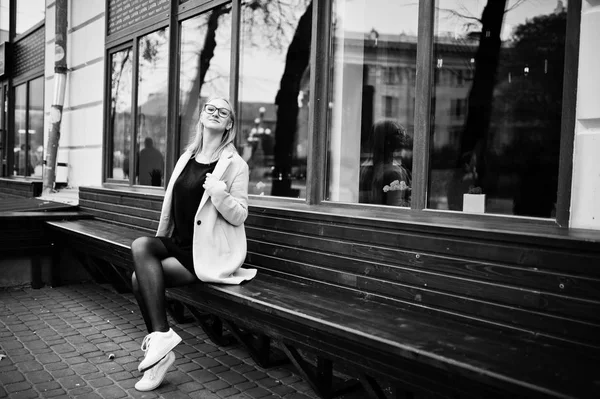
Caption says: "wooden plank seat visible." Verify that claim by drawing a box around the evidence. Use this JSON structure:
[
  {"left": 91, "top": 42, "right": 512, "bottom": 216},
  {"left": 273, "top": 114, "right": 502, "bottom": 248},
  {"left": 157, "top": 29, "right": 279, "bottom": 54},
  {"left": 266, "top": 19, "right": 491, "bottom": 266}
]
[{"left": 45, "top": 186, "right": 600, "bottom": 399}]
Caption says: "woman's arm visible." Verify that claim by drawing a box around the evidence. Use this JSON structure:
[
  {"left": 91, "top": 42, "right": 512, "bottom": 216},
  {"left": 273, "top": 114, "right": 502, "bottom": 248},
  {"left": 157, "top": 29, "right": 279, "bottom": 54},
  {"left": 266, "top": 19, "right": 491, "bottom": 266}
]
[{"left": 206, "top": 162, "right": 249, "bottom": 226}]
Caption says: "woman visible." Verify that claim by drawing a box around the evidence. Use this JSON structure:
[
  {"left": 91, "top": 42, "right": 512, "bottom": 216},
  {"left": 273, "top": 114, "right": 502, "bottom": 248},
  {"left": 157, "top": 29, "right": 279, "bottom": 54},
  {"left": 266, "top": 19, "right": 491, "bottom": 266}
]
[
  {"left": 130, "top": 97, "right": 256, "bottom": 391},
  {"left": 359, "top": 120, "right": 412, "bottom": 207}
]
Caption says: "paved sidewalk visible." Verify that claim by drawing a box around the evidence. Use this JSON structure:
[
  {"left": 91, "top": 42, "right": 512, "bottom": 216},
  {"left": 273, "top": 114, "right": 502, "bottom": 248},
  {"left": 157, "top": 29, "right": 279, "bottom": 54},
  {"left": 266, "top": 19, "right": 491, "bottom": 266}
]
[{"left": 0, "top": 283, "right": 319, "bottom": 399}]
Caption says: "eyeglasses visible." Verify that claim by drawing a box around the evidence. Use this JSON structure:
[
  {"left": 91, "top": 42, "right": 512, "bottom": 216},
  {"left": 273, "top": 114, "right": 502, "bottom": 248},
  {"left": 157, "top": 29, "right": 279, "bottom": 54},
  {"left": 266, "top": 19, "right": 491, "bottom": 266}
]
[{"left": 203, "top": 104, "right": 231, "bottom": 118}]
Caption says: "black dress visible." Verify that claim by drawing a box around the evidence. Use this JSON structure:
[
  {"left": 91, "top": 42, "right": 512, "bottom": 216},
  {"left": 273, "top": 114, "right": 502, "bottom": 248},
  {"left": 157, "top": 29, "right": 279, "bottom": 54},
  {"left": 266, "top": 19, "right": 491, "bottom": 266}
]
[{"left": 158, "top": 157, "right": 218, "bottom": 274}]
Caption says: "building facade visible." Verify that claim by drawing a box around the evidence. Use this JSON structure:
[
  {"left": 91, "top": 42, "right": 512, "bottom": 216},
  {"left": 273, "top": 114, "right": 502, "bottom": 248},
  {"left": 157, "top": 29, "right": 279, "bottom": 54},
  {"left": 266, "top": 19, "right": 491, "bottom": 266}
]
[{"left": 0, "top": 0, "right": 598, "bottom": 231}]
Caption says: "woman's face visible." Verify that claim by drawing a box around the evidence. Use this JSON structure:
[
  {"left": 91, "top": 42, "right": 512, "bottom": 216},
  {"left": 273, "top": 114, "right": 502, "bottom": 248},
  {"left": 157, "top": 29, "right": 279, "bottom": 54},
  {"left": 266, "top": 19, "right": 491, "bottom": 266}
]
[{"left": 200, "top": 99, "right": 233, "bottom": 132}]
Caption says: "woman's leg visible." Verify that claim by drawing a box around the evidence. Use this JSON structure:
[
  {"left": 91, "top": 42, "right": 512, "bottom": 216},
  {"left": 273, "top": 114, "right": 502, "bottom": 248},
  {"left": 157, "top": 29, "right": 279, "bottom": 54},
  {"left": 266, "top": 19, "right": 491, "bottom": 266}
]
[
  {"left": 131, "top": 273, "right": 153, "bottom": 333},
  {"left": 130, "top": 237, "right": 196, "bottom": 333}
]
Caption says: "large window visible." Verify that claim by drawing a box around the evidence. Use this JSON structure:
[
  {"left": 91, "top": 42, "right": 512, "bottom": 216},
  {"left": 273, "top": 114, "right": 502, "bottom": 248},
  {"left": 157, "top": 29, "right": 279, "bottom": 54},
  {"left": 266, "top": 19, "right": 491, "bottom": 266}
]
[
  {"left": 103, "top": 0, "right": 577, "bottom": 224},
  {"left": 428, "top": 1, "right": 569, "bottom": 218},
  {"left": 107, "top": 28, "right": 169, "bottom": 187},
  {"left": 327, "top": 0, "right": 418, "bottom": 206},
  {"left": 12, "top": 77, "right": 44, "bottom": 177},
  {"left": 239, "top": 0, "right": 312, "bottom": 198}
]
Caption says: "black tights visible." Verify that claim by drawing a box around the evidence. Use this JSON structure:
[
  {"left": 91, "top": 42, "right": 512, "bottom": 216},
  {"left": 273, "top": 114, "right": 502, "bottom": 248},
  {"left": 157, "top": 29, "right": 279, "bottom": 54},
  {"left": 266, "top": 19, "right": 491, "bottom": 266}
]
[{"left": 130, "top": 237, "right": 197, "bottom": 334}]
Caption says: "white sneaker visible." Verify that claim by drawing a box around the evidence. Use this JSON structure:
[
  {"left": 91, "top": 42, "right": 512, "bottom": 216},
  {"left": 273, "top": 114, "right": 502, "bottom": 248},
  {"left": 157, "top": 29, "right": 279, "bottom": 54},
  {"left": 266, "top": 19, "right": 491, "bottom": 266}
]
[
  {"left": 135, "top": 351, "right": 175, "bottom": 391},
  {"left": 138, "top": 328, "right": 182, "bottom": 372}
]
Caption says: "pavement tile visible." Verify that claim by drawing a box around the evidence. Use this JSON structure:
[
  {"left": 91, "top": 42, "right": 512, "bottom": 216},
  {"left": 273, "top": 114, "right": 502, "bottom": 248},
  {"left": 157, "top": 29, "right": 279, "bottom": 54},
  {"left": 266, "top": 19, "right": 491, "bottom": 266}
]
[
  {"left": 71, "top": 363, "right": 100, "bottom": 375},
  {"left": 69, "top": 386, "right": 94, "bottom": 396},
  {"left": 217, "top": 386, "right": 242, "bottom": 398},
  {"left": 0, "top": 284, "right": 324, "bottom": 399},
  {"left": 177, "top": 380, "right": 205, "bottom": 393},
  {"left": 35, "top": 380, "right": 61, "bottom": 392},
  {"left": 49, "top": 368, "right": 75, "bottom": 379},
  {"left": 5, "top": 381, "right": 33, "bottom": 393},
  {"left": 0, "top": 370, "right": 25, "bottom": 384},
  {"left": 57, "top": 375, "right": 87, "bottom": 389},
  {"left": 88, "top": 377, "right": 114, "bottom": 388},
  {"left": 73, "top": 393, "right": 102, "bottom": 399},
  {"left": 188, "top": 390, "right": 221, "bottom": 399},
  {"left": 39, "top": 387, "right": 67, "bottom": 397},
  {"left": 189, "top": 369, "right": 219, "bottom": 383},
  {"left": 243, "top": 386, "right": 271, "bottom": 398},
  {"left": 204, "top": 378, "right": 231, "bottom": 392},
  {"left": 16, "top": 360, "right": 44, "bottom": 373},
  {"left": 44, "top": 361, "right": 68, "bottom": 371},
  {"left": 36, "top": 353, "right": 62, "bottom": 364},
  {"left": 6, "top": 390, "right": 39, "bottom": 399},
  {"left": 8, "top": 354, "right": 34, "bottom": 363},
  {"left": 24, "top": 369, "right": 53, "bottom": 383}
]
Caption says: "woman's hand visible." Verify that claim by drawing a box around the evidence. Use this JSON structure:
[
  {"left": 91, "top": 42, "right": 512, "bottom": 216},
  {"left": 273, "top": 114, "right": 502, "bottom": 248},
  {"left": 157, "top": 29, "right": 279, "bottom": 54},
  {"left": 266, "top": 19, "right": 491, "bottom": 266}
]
[{"left": 203, "top": 173, "right": 227, "bottom": 198}]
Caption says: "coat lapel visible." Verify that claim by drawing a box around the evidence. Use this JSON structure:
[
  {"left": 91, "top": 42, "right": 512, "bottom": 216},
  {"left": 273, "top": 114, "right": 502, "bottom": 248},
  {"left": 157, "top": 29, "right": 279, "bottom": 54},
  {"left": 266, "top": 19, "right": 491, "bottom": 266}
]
[{"left": 196, "top": 150, "right": 233, "bottom": 213}]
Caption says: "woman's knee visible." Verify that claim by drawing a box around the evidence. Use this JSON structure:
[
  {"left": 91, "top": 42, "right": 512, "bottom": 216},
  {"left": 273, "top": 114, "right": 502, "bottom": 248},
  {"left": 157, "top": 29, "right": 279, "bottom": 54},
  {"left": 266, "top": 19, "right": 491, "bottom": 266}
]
[{"left": 131, "top": 236, "right": 155, "bottom": 259}]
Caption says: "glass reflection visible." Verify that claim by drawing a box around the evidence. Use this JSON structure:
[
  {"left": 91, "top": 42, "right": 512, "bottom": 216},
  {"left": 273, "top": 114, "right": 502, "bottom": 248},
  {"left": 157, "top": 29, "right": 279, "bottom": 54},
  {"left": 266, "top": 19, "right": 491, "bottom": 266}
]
[
  {"left": 16, "top": 0, "right": 45, "bottom": 35},
  {"left": 28, "top": 77, "right": 44, "bottom": 178},
  {"left": 14, "top": 84, "right": 27, "bottom": 176},
  {"left": 179, "top": 4, "right": 232, "bottom": 154},
  {"left": 109, "top": 48, "right": 133, "bottom": 180},
  {"left": 239, "top": 0, "right": 312, "bottom": 198},
  {"left": 136, "top": 28, "right": 169, "bottom": 187},
  {"left": 327, "top": 0, "right": 417, "bottom": 206},
  {"left": 428, "top": 1, "right": 568, "bottom": 218}
]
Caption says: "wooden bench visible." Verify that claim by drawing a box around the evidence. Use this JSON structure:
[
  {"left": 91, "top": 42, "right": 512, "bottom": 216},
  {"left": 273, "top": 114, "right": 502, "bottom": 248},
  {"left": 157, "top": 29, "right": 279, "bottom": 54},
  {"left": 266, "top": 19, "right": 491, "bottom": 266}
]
[
  {"left": 0, "top": 177, "right": 42, "bottom": 198},
  {"left": 46, "top": 186, "right": 600, "bottom": 399},
  {"left": 1, "top": 211, "right": 89, "bottom": 288}
]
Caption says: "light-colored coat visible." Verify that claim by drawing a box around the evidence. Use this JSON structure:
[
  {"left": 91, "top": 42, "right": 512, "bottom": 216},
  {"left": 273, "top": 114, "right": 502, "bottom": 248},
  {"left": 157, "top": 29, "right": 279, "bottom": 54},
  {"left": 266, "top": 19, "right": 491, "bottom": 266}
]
[{"left": 156, "top": 149, "right": 257, "bottom": 284}]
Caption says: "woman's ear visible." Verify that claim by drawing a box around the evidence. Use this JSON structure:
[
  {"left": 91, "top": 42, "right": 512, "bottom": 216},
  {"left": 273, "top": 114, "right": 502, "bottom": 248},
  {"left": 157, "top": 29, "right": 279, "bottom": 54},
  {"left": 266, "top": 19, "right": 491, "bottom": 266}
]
[{"left": 226, "top": 118, "right": 234, "bottom": 130}]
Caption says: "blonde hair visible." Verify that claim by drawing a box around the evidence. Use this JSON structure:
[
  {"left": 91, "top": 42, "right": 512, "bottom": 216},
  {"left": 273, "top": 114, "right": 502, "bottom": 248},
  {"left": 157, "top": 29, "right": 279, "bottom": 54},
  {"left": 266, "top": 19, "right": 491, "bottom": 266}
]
[{"left": 186, "top": 97, "right": 237, "bottom": 160}]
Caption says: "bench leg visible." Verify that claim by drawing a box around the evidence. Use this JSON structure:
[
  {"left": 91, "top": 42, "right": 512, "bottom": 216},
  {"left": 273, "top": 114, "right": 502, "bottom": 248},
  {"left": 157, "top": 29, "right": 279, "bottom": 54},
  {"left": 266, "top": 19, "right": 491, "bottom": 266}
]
[
  {"left": 281, "top": 344, "right": 360, "bottom": 399},
  {"left": 224, "top": 320, "right": 288, "bottom": 369},
  {"left": 30, "top": 255, "right": 43, "bottom": 289},
  {"left": 359, "top": 373, "right": 397, "bottom": 399},
  {"left": 50, "top": 241, "right": 62, "bottom": 287},
  {"left": 185, "top": 307, "right": 236, "bottom": 347},
  {"left": 166, "top": 299, "right": 194, "bottom": 324}
]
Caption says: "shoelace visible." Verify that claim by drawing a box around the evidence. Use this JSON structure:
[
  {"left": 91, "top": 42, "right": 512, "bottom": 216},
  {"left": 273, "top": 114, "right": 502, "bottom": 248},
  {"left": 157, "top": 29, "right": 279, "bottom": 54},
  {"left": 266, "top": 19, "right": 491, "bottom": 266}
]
[{"left": 140, "top": 332, "right": 158, "bottom": 354}]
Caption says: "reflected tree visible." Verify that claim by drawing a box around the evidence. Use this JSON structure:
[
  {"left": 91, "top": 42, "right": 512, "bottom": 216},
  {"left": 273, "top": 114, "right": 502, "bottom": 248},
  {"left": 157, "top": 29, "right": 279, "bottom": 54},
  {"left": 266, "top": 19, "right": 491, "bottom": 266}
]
[
  {"left": 270, "top": 1, "right": 312, "bottom": 196},
  {"left": 457, "top": 0, "right": 507, "bottom": 191},
  {"left": 180, "top": 4, "right": 232, "bottom": 138},
  {"left": 497, "top": 10, "right": 567, "bottom": 216}
]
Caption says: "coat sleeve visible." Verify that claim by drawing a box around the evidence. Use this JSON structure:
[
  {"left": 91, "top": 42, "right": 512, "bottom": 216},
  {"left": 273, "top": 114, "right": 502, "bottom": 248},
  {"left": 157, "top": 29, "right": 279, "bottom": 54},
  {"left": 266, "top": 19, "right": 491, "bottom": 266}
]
[{"left": 210, "top": 160, "right": 249, "bottom": 226}]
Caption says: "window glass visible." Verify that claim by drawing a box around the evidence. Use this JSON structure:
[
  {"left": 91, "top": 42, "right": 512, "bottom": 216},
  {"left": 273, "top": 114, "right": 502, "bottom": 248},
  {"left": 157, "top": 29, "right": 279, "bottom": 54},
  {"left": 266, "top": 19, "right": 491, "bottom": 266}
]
[
  {"left": 28, "top": 76, "right": 44, "bottom": 177},
  {"left": 13, "top": 83, "right": 26, "bottom": 176},
  {"left": 179, "top": 4, "right": 232, "bottom": 154},
  {"left": 0, "top": 0, "right": 9, "bottom": 41},
  {"left": 428, "top": 1, "right": 568, "bottom": 218},
  {"left": 108, "top": 48, "right": 133, "bottom": 180},
  {"left": 239, "top": 0, "right": 312, "bottom": 198},
  {"left": 327, "top": 0, "right": 417, "bottom": 206},
  {"left": 136, "top": 28, "right": 169, "bottom": 187},
  {"left": 16, "top": 0, "right": 45, "bottom": 35}
]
